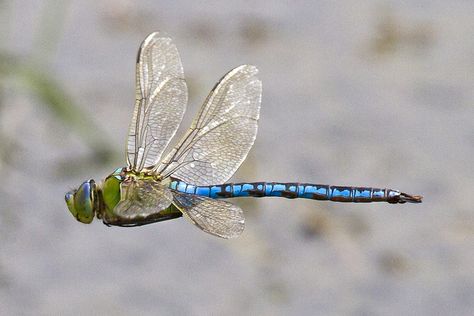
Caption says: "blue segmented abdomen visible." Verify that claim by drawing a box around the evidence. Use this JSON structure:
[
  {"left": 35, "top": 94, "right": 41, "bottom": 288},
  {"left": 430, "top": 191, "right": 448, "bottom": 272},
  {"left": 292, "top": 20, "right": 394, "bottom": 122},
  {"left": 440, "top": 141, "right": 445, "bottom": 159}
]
[{"left": 169, "top": 179, "right": 422, "bottom": 204}]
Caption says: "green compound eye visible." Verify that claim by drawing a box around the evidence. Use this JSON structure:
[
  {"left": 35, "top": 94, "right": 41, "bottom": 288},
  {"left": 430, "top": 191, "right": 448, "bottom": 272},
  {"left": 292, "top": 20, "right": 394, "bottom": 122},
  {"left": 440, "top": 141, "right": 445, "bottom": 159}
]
[{"left": 65, "top": 180, "right": 96, "bottom": 224}]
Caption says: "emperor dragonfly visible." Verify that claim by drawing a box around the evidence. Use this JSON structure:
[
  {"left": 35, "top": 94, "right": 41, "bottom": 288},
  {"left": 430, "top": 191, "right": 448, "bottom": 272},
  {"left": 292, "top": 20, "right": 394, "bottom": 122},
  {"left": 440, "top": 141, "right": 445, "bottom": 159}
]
[{"left": 65, "top": 32, "right": 422, "bottom": 238}]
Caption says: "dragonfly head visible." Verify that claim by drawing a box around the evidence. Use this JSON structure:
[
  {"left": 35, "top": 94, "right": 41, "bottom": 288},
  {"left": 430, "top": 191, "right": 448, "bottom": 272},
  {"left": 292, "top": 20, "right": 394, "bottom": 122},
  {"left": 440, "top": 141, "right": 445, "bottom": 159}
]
[{"left": 65, "top": 179, "right": 97, "bottom": 224}]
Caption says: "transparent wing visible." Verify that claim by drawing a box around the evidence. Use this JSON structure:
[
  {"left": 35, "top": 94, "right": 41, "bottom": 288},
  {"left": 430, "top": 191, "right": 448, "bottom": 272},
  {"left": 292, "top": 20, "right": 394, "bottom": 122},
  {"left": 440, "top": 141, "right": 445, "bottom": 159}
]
[
  {"left": 172, "top": 191, "right": 245, "bottom": 239},
  {"left": 114, "top": 178, "right": 173, "bottom": 219},
  {"left": 127, "top": 32, "right": 188, "bottom": 172},
  {"left": 155, "top": 65, "right": 262, "bottom": 185}
]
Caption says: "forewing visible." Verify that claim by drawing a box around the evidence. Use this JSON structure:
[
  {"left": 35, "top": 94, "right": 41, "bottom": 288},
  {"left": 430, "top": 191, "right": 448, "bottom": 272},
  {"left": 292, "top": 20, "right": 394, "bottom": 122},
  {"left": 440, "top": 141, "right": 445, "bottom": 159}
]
[
  {"left": 127, "top": 32, "right": 188, "bottom": 171},
  {"left": 114, "top": 178, "right": 173, "bottom": 219},
  {"left": 173, "top": 191, "right": 245, "bottom": 239},
  {"left": 156, "top": 65, "right": 262, "bottom": 185}
]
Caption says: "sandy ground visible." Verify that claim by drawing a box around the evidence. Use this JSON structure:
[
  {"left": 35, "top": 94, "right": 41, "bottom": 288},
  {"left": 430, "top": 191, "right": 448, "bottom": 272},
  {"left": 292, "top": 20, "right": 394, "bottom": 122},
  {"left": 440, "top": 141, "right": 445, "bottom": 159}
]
[{"left": 0, "top": 1, "right": 473, "bottom": 315}]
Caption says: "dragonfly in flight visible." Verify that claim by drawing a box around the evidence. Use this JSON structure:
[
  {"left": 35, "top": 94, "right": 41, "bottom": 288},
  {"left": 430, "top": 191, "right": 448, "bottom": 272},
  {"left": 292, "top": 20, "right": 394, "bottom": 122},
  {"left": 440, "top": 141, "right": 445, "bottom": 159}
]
[{"left": 65, "top": 32, "right": 422, "bottom": 238}]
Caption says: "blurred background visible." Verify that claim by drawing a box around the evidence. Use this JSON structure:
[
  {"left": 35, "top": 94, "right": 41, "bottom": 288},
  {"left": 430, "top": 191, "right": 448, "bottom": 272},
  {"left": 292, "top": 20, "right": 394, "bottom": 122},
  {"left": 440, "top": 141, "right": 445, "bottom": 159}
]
[{"left": 0, "top": 0, "right": 473, "bottom": 315}]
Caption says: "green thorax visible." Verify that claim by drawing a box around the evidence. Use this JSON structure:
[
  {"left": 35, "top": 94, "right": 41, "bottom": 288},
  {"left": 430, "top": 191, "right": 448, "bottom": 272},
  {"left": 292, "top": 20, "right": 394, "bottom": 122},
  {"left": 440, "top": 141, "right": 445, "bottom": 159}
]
[
  {"left": 98, "top": 167, "right": 182, "bottom": 226},
  {"left": 100, "top": 167, "right": 124, "bottom": 219}
]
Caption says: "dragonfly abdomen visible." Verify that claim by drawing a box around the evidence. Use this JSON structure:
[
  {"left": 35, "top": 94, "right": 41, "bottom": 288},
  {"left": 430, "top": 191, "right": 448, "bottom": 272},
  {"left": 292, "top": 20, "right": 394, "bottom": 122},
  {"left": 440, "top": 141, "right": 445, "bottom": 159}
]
[{"left": 169, "top": 180, "right": 422, "bottom": 204}]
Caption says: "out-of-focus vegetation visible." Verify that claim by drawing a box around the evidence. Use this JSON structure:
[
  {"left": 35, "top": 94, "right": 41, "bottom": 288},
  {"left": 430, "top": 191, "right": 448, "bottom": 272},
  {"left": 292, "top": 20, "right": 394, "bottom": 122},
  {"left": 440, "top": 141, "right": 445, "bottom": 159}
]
[
  {"left": 0, "top": 0, "right": 115, "bottom": 174},
  {"left": 370, "top": 7, "right": 434, "bottom": 56},
  {"left": 0, "top": 54, "right": 115, "bottom": 163}
]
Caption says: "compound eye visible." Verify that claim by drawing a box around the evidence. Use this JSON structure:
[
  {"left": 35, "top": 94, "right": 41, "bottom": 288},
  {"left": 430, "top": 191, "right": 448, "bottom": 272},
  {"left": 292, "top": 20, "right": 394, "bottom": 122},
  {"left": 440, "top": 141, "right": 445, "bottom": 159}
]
[{"left": 73, "top": 180, "right": 96, "bottom": 224}]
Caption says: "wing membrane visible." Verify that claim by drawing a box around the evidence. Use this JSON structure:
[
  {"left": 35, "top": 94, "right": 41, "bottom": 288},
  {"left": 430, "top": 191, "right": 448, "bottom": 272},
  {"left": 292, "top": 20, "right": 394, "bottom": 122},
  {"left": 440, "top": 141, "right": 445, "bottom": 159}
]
[
  {"left": 114, "top": 178, "right": 173, "bottom": 219},
  {"left": 172, "top": 191, "right": 245, "bottom": 238},
  {"left": 156, "top": 65, "right": 262, "bottom": 185},
  {"left": 127, "top": 32, "right": 188, "bottom": 171}
]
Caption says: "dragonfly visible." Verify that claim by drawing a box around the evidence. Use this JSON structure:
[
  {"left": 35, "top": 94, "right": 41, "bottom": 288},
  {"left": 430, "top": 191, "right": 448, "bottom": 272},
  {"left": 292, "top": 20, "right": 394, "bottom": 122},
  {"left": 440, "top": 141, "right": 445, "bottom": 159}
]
[{"left": 65, "top": 32, "right": 422, "bottom": 238}]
